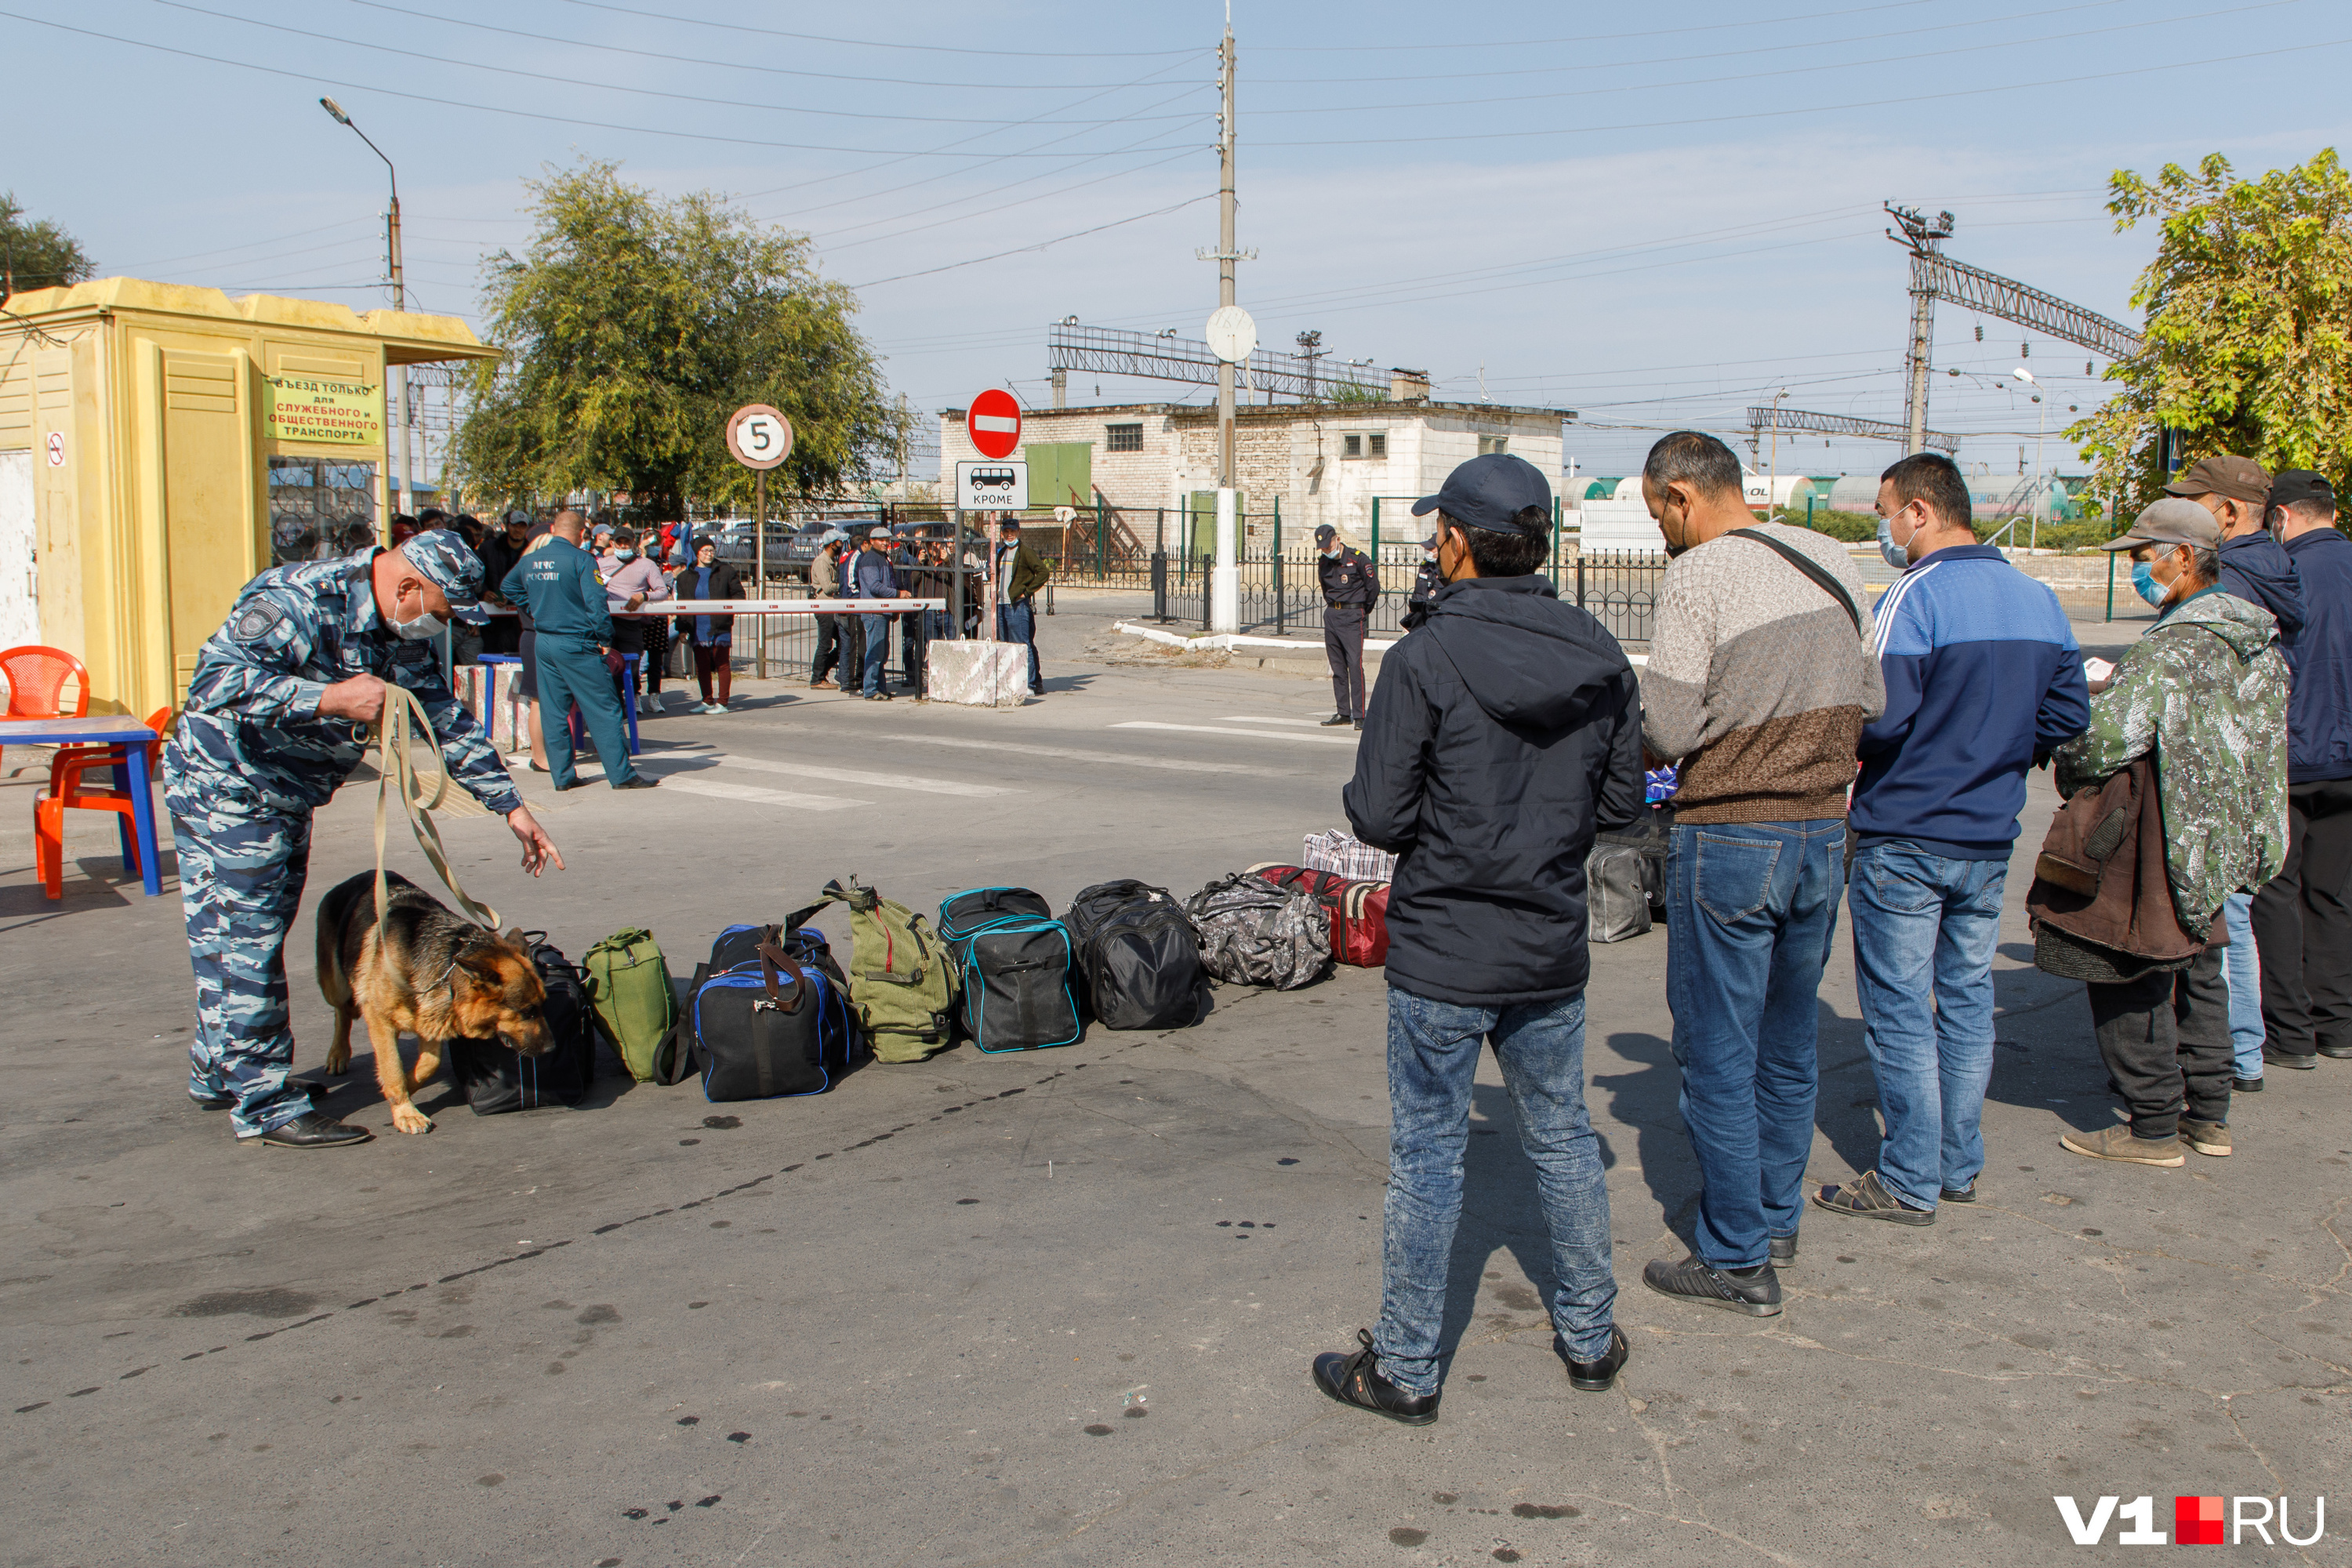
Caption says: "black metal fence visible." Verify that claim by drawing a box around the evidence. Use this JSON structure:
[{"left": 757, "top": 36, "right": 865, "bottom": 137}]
[{"left": 1155, "top": 549, "right": 1665, "bottom": 650}]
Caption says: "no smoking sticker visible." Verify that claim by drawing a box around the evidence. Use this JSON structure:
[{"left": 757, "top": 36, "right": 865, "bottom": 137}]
[{"left": 45, "top": 431, "right": 64, "bottom": 466}]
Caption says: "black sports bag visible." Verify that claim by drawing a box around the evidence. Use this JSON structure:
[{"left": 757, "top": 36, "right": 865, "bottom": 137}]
[
  {"left": 1062, "top": 880, "right": 1208, "bottom": 1031},
  {"left": 689, "top": 920, "right": 856, "bottom": 1100},
  {"left": 938, "top": 887, "right": 1083, "bottom": 1053},
  {"left": 445, "top": 931, "right": 597, "bottom": 1114}
]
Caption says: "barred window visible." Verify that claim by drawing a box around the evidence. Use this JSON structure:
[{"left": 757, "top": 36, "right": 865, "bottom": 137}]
[
  {"left": 1344, "top": 434, "right": 1362, "bottom": 459},
  {"left": 1369, "top": 432, "right": 1388, "bottom": 459},
  {"left": 1105, "top": 423, "right": 1143, "bottom": 452}
]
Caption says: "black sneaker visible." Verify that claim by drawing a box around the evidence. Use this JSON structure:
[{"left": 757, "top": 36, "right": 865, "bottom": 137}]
[
  {"left": 1319, "top": 713, "right": 1352, "bottom": 727},
  {"left": 1642, "top": 1254, "right": 1781, "bottom": 1317},
  {"left": 2318, "top": 1042, "right": 2352, "bottom": 1059},
  {"left": 2231, "top": 1075, "right": 2264, "bottom": 1094},
  {"left": 1561, "top": 1327, "right": 1629, "bottom": 1392},
  {"left": 1769, "top": 1234, "right": 1798, "bottom": 1264},
  {"left": 2263, "top": 1045, "right": 2318, "bottom": 1070},
  {"left": 1812, "top": 1169, "right": 1935, "bottom": 1225},
  {"left": 613, "top": 775, "right": 659, "bottom": 789},
  {"left": 1310, "top": 1329, "right": 1439, "bottom": 1425},
  {"left": 1940, "top": 1180, "right": 1979, "bottom": 1203}
]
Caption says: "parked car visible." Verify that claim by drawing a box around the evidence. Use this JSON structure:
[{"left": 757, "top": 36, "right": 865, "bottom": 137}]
[{"left": 705, "top": 518, "right": 842, "bottom": 584}]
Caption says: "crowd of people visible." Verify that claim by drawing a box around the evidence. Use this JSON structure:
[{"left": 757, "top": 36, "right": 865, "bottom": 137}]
[{"left": 1313, "top": 434, "right": 2339, "bottom": 1425}]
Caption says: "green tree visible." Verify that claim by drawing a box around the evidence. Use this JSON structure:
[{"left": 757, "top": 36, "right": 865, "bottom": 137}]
[
  {"left": 2069, "top": 150, "right": 2352, "bottom": 510},
  {"left": 453, "top": 159, "right": 902, "bottom": 516},
  {"left": 0, "top": 191, "right": 96, "bottom": 298}
]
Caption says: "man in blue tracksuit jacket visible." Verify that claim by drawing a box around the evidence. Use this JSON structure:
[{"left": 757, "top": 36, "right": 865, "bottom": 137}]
[
  {"left": 2251, "top": 470, "right": 2352, "bottom": 1066},
  {"left": 1815, "top": 452, "right": 2089, "bottom": 1227},
  {"left": 2172, "top": 454, "right": 2303, "bottom": 1089},
  {"left": 499, "top": 510, "right": 651, "bottom": 789}
]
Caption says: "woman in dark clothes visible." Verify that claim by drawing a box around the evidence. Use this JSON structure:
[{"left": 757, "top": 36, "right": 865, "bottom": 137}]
[{"left": 674, "top": 537, "right": 745, "bottom": 712}]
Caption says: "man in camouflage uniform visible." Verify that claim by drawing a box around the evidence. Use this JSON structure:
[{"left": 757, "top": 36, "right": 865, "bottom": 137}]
[
  {"left": 164, "top": 532, "right": 564, "bottom": 1149},
  {"left": 2049, "top": 499, "right": 2288, "bottom": 1167}
]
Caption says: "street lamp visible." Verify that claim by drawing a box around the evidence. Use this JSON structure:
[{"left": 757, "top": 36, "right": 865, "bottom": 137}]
[
  {"left": 2013, "top": 367, "right": 2048, "bottom": 551},
  {"left": 320, "top": 96, "right": 412, "bottom": 523}
]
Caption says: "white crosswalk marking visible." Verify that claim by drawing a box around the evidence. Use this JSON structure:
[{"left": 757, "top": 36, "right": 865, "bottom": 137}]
[
  {"left": 1111, "top": 721, "right": 1357, "bottom": 747},
  {"left": 656, "top": 778, "right": 860, "bottom": 811},
  {"left": 759, "top": 724, "right": 1294, "bottom": 777},
  {"left": 1215, "top": 716, "right": 1330, "bottom": 727},
  {"left": 698, "top": 753, "right": 1011, "bottom": 797}
]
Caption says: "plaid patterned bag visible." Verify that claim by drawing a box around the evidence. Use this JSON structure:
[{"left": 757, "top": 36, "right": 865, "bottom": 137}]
[{"left": 1302, "top": 829, "right": 1398, "bottom": 884}]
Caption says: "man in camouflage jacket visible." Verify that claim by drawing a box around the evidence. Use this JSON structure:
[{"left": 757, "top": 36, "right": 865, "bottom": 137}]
[
  {"left": 162, "top": 532, "right": 564, "bottom": 1148},
  {"left": 2050, "top": 499, "right": 2288, "bottom": 1167}
]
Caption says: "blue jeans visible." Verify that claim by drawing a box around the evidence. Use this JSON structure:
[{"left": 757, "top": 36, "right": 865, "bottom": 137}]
[
  {"left": 1374, "top": 985, "right": 1616, "bottom": 1395},
  {"left": 2222, "top": 891, "right": 2263, "bottom": 1079},
  {"left": 1664, "top": 819, "right": 1845, "bottom": 1269},
  {"left": 860, "top": 612, "right": 891, "bottom": 695},
  {"left": 997, "top": 599, "right": 1042, "bottom": 691},
  {"left": 1847, "top": 842, "right": 2007, "bottom": 1210}
]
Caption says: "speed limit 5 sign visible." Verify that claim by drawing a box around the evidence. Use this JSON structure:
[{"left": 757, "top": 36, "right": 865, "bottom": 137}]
[{"left": 726, "top": 404, "right": 794, "bottom": 470}]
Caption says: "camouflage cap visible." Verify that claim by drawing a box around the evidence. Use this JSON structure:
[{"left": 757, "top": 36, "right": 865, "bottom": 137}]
[
  {"left": 2165, "top": 454, "right": 2271, "bottom": 505},
  {"left": 2102, "top": 497, "right": 2222, "bottom": 552},
  {"left": 400, "top": 529, "right": 491, "bottom": 622}
]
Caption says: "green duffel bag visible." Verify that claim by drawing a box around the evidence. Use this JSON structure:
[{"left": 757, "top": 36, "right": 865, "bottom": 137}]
[
  {"left": 807, "top": 877, "right": 956, "bottom": 1062},
  {"left": 582, "top": 928, "right": 681, "bottom": 1083}
]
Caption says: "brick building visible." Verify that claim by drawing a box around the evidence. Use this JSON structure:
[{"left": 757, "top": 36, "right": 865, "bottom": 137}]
[{"left": 939, "top": 376, "right": 1573, "bottom": 554}]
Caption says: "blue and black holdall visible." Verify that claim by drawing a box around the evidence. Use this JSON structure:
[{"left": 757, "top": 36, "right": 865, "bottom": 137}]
[
  {"left": 937, "top": 887, "right": 1083, "bottom": 1053},
  {"left": 684, "top": 916, "right": 858, "bottom": 1100}
]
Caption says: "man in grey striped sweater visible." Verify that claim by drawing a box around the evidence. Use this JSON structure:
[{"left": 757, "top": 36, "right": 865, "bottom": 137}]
[{"left": 1635, "top": 431, "right": 1884, "bottom": 1318}]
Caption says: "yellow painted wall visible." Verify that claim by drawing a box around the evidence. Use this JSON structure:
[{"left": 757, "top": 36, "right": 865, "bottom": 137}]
[{"left": 0, "top": 279, "right": 493, "bottom": 717}]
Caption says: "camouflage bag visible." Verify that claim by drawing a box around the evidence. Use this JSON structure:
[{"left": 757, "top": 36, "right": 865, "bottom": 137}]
[
  {"left": 1185, "top": 872, "right": 1333, "bottom": 990},
  {"left": 804, "top": 877, "right": 956, "bottom": 1062}
]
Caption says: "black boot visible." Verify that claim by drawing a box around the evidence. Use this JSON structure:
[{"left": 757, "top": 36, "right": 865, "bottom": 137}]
[
  {"left": 1311, "top": 1330, "right": 1439, "bottom": 1425},
  {"left": 237, "top": 1111, "right": 372, "bottom": 1149}
]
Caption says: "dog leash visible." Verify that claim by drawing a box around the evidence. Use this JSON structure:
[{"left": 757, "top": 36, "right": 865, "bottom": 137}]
[{"left": 367, "top": 682, "right": 499, "bottom": 948}]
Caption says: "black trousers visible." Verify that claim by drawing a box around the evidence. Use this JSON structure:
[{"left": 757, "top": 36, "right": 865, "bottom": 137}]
[
  {"left": 811, "top": 613, "right": 840, "bottom": 682},
  {"left": 2249, "top": 777, "right": 2352, "bottom": 1057},
  {"left": 839, "top": 612, "right": 865, "bottom": 689},
  {"left": 1324, "top": 605, "right": 1367, "bottom": 720},
  {"left": 901, "top": 609, "right": 927, "bottom": 696},
  {"left": 2085, "top": 946, "right": 2230, "bottom": 1138}
]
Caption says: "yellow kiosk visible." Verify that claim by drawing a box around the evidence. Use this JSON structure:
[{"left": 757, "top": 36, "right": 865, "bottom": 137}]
[{"left": 0, "top": 278, "right": 496, "bottom": 716}]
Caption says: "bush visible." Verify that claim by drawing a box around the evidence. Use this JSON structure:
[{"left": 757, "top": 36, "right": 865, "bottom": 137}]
[{"left": 1780, "top": 508, "right": 1877, "bottom": 543}]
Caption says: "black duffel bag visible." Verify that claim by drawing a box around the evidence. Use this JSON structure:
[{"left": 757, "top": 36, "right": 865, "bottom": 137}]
[
  {"left": 445, "top": 931, "right": 597, "bottom": 1114},
  {"left": 688, "top": 920, "right": 857, "bottom": 1101},
  {"left": 1063, "top": 880, "right": 1208, "bottom": 1031}
]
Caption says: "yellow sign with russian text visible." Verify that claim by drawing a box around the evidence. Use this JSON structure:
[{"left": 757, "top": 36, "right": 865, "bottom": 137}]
[{"left": 265, "top": 375, "right": 383, "bottom": 447}]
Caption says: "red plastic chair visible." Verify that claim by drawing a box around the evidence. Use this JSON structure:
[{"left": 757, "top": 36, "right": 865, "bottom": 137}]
[
  {"left": 0, "top": 645, "right": 92, "bottom": 779},
  {"left": 34, "top": 706, "right": 172, "bottom": 899}
]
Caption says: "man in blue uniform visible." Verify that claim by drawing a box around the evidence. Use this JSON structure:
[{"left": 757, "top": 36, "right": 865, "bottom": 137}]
[
  {"left": 499, "top": 510, "right": 655, "bottom": 790},
  {"left": 164, "top": 530, "right": 564, "bottom": 1149}
]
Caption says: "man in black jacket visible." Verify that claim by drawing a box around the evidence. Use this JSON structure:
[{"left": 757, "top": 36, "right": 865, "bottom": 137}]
[
  {"left": 1311, "top": 452, "right": 1645, "bottom": 1426},
  {"left": 1402, "top": 533, "right": 1443, "bottom": 630},
  {"left": 1316, "top": 523, "right": 1379, "bottom": 728}
]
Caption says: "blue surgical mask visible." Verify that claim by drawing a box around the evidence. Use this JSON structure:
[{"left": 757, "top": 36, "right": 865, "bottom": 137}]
[
  {"left": 1878, "top": 504, "right": 1915, "bottom": 571},
  {"left": 615, "top": 548, "right": 637, "bottom": 561},
  {"left": 2132, "top": 561, "right": 2167, "bottom": 608}
]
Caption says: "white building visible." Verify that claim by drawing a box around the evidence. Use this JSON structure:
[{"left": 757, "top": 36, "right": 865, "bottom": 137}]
[{"left": 938, "top": 376, "right": 1573, "bottom": 554}]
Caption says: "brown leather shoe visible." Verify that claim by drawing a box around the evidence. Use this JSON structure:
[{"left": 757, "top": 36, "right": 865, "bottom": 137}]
[{"left": 2060, "top": 1123, "right": 2183, "bottom": 1166}]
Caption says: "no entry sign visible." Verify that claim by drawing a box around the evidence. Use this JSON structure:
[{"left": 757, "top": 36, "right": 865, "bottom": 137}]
[{"left": 966, "top": 390, "right": 1022, "bottom": 460}]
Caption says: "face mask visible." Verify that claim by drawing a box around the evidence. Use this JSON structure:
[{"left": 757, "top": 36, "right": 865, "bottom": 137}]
[
  {"left": 390, "top": 589, "right": 447, "bottom": 641},
  {"left": 2132, "top": 560, "right": 2168, "bottom": 608},
  {"left": 615, "top": 549, "right": 637, "bottom": 561},
  {"left": 1878, "top": 510, "right": 1912, "bottom": 571}
]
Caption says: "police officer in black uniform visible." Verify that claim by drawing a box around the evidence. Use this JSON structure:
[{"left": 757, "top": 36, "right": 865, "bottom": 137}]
[
  {"left": 1403, "top": 533, "right": 1444, "bottom": 630},
  {"left": 1316, "top": 523, "right": 1380, "bottom": 729}
]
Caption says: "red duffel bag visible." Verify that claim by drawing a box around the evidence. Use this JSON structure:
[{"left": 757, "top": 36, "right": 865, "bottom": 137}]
[{"left": 1245, "top": 863, "right": 1391, "bottom": 967}]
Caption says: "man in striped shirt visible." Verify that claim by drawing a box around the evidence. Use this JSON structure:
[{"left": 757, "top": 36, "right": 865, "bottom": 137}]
[
  {"left": 1817, "top": 452, "right": 2086, "bottom": 1224},
  {"left": 1636, "top": 430, "right": 1883, "bottom": 1319}
]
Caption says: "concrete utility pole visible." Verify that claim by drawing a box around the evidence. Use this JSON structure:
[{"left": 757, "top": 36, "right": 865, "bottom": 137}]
[{"left": 1215, "top": 24, "right": 1238, "bottom": 487}]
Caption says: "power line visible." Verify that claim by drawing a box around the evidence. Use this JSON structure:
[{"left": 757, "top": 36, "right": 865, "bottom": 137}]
[
  {"left": 552, "top": 0, "right": 1200, "bottom": 57},
  {"left": 1249, "top": 0, "right": 2300, "bottom": 110},
  {"left": 141, "top": 0, "right": 1208, "bottom": 127},
  {"left": 344, "top": 0, "right": 1208, "bottom": 92},
  {"left": 1250, "top": 0, "right": 1936, "bottom": 51},
  {"left": 0, "top": 9, "right": 1196, "bottom": 158},
  {"left": 1254, "top": 33, "right": 2352, "bottom": 146},
  {"left": 850, "top": 195, "right": 1215, "bottom": 289}
]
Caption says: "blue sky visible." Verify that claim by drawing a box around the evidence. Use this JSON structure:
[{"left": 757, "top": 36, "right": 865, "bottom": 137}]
[{"left": 6, "top": 0, "right": 2347, "bottom": 484}]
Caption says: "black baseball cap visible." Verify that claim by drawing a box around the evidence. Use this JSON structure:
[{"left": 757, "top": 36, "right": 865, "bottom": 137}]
[
  {"left": 1412, "top": 452, "right": 1552, "bottom": 534},
  {"left": 2270, "top": 470, "right": 2336, "bottom": 511},
  {"left": 1313, "top": 524, "right": 1338, "bottom": 543}
]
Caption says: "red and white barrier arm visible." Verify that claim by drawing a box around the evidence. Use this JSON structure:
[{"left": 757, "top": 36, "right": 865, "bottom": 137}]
[{"left": 481, "top": 599, "right": 948, "bottom": 617}]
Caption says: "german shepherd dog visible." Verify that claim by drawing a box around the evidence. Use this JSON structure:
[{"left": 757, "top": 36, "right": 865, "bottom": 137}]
[{"left": 314, "top": 870, "right": 553, "bottom": 1134}]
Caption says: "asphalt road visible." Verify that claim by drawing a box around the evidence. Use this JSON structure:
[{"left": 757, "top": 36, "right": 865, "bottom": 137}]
[{"left": 2, "top": 595, "right": 2344, "bottom": 1567}]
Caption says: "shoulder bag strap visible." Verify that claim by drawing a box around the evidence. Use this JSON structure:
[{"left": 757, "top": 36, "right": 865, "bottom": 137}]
[
  {"left": 1725, "top": 528, "right": 1861, "bottom": 636},
  {"left": 753, "top": 923, "right": 808, "bottom": 1013}
]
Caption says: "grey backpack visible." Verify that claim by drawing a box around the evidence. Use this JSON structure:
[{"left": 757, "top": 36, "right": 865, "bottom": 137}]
[{"left": 1185, "top": 873, "right": 1333, "bottom": 990}]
